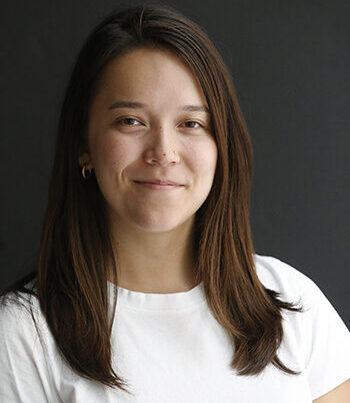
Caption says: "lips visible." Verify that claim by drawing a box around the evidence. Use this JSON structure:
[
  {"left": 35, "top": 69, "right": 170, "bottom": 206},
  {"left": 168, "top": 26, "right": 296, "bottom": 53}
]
[{"left": 134, "top": 179, "right": 183, "bottom": 186}]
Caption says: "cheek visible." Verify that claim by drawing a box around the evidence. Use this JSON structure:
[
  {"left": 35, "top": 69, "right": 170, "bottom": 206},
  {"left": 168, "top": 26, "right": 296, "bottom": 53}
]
[
  {"left": 93, "top": 136, "right": 131, "bottom": 173},
  {"left": 187, "top": 139, "right": 217, "bottom": 177}
]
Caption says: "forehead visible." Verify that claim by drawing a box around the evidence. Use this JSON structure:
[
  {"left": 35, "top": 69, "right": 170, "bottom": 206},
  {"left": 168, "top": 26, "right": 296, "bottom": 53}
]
[{"left": 95, "top": 47, "right": 207, "bottom": 105}]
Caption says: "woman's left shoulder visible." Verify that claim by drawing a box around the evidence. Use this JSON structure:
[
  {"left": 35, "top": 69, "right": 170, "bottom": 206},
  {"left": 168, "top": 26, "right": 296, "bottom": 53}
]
[
  {"left": 253, "top": 253, "right": 350, "bottom": 401},
  {"left": 253, "top": 253, "right": 325, "bottom": 306}
]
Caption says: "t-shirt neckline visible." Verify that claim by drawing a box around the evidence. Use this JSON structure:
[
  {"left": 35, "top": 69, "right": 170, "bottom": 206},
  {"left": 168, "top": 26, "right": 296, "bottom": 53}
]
[{"left": 107, "top": 280, "right": 205, "bottom": 310}]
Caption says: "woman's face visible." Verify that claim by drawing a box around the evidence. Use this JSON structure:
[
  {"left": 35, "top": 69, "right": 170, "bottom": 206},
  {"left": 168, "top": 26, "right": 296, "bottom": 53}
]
[{"left": 81, "top": 47, "right": 217, "bottom": 233}]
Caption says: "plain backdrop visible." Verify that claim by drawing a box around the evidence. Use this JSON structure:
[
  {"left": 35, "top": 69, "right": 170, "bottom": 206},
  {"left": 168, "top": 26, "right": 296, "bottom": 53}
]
[{"left": 0, "top": 0, "right": 349, "bottom": 326}]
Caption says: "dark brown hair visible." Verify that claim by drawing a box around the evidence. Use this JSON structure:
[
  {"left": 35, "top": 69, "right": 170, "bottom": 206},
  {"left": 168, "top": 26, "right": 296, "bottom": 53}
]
[{"left": 1, "top": 2, "right": 303, "bottom": 395}]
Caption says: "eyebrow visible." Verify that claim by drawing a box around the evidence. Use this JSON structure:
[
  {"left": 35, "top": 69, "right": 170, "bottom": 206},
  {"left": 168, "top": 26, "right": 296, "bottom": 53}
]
[{"left": 109, "top": 101, "right": 209, "bottom": 114}]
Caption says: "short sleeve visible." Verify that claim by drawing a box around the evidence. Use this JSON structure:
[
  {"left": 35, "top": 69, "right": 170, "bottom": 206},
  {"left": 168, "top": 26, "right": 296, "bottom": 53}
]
[
  {"left": 302, "top": 281, "right": 350, "bottom": 400},
  {"left": 0, "top": 295, "right": 57, "bottom": 402}
]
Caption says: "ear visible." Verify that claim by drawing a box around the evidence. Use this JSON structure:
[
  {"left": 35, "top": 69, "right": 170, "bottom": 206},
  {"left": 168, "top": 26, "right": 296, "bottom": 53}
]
[{"left": 78, "top": 151, "right": 93, "bottom": 168}]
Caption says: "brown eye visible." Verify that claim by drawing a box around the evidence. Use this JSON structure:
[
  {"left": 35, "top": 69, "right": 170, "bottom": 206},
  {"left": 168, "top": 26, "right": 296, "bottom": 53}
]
[
  {"left": 116, "top": 117, "right": 142, "bottom": 126},
  {"left": 181, "top": 121, "right": 202, "bottom": 129}
]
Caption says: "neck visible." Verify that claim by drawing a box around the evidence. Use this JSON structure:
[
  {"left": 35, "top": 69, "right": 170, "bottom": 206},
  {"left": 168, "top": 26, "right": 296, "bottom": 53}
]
[{"left": 108, "top": 215, "right": 198, "bottom": 293}]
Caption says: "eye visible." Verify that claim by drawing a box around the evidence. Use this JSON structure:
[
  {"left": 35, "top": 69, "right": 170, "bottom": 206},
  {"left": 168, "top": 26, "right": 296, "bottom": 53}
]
[
  {"left": 180, "top": 121, "right": 202, "bottom": 129},
  {"left": 115, "top": 117, "right": 142, "bottom": 126}
]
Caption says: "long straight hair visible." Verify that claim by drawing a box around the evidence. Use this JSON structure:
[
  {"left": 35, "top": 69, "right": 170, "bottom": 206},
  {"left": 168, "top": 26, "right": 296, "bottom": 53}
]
[{"left": 1, "top": 2, "right": 303, "bottom": 395}]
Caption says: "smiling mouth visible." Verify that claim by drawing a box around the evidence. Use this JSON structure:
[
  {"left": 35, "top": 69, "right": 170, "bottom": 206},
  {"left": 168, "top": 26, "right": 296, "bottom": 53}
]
[{"left": 133, "top": 181, "right": 184, "bottom": 190}]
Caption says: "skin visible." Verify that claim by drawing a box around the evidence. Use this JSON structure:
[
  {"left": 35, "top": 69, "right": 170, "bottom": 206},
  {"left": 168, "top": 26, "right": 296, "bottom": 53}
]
[
  {"left": 79, "top": 47, "right": 217, "bottom": 293},
  {"left": 312, "top": 379, "right": 350, "bottom": 402}
]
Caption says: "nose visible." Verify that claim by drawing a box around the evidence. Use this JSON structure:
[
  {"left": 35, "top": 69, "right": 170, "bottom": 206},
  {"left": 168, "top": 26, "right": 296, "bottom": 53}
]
[{"left": 144, "top": 125, "right": 180, "bottom": 167}]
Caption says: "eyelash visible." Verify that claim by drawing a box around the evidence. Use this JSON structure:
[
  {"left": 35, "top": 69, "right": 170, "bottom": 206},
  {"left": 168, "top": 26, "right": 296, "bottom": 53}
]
[{"left": 115, "top": 117, "right": 203, "bottom": 129}]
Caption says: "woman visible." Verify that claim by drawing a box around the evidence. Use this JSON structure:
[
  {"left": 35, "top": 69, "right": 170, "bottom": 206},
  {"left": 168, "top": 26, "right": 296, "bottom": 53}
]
[{"left": 0, "top": 3, "right": 349, "bottom": 402}]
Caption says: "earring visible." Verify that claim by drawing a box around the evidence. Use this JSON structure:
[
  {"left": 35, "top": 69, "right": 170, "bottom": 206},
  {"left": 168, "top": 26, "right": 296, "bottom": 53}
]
[{"left": 81, "top": 163, "right": 93, "bottom": 180}]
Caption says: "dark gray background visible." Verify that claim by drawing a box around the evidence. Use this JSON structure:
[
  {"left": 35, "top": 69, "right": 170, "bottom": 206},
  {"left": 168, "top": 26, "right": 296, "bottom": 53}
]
[{"left": 1, "top": 0, "right": 349, "bottom": 326}]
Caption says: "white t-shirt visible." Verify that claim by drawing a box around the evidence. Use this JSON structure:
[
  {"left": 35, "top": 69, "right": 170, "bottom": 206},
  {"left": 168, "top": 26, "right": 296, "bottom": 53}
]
[{"left": 0, "top": 254, "right": 349, "bottom": 402}]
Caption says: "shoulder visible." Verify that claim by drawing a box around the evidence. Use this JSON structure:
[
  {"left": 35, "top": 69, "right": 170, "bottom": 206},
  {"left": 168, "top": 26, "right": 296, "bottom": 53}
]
[
  {"left": 0, "top": 278, "right": 40, "bottom": 313},
  {"left": 0, "top": 279, "right": 47, "bottom": 345},
  {"left": 0, "top": 281, "right": 62, "bottom": 400},
  {"left": 253, "top": 253, "right": 350, "bottom": 401},
  {"left": 253, "top": 253, "right": 324, "bottom": 308}
]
